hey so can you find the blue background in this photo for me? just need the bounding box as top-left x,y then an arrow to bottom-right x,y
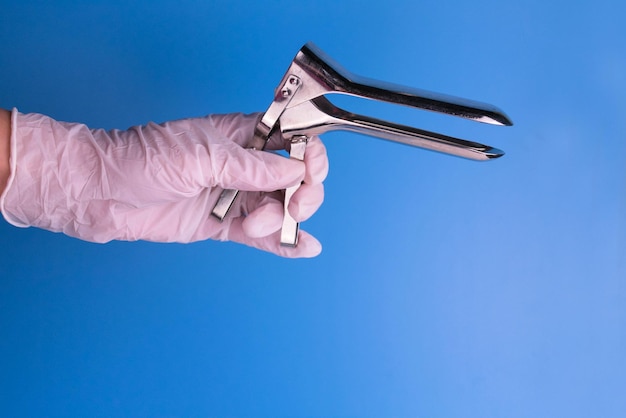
1,1 -> 625,417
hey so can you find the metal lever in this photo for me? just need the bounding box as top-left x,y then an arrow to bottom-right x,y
280,136 -> 308,247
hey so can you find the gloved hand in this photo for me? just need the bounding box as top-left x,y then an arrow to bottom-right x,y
0,109 -> 328,258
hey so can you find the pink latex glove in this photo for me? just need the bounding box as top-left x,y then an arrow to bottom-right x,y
0,109 -> 328,258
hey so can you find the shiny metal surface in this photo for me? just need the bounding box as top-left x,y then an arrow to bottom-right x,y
279,97 -> 505,160
211,42 -> 513,244
211,188 -> 239,221
280,136 -> 308,247
290,43 -> 513,127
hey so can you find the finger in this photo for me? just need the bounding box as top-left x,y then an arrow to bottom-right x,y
288,183 -> 324,222
203,112 -> 263,147
211,141 -> 305,191
242,197 -> 284,238
261,134 -> 328,185
227,218 -> 323,258
302,136 -> 329,185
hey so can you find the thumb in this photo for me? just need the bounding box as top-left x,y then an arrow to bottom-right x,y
210,141 -> 304,191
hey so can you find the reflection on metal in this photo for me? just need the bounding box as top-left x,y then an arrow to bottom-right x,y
280,136 -> 308,247
212,42 -> 513,246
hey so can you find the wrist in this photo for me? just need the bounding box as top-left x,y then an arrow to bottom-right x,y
0,108 -> 11,197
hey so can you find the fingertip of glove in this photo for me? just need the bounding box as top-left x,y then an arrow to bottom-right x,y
274,230 -> 322,258
230,220 -> 322,258
293,232 -> 323,258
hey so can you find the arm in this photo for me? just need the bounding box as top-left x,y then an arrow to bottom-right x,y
0,109 -> 10,197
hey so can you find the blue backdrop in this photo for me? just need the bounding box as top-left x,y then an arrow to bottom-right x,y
1,1 -> 625,417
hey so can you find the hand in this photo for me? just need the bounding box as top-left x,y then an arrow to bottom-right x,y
0,110 -> 328,258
